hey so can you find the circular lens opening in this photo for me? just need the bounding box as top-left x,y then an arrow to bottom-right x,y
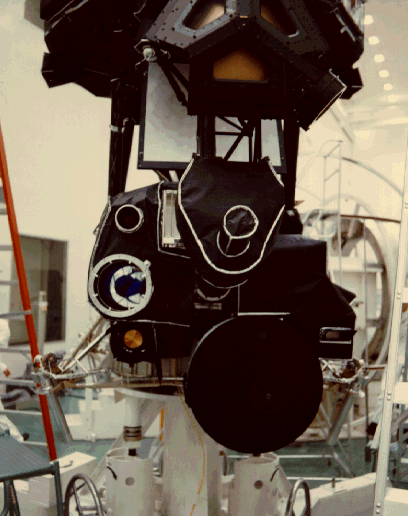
124,329 -> 143,349
115,205 -> 144,234
98,261 -> 147,310
89,255 -> 153,319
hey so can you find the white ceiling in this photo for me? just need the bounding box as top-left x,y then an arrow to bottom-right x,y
343,0 -> 408,129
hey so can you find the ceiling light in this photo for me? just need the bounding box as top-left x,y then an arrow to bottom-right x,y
374,54 -> 385,63
375,117 -> 408,127
378,93 -> 408,104
364,15 -> 374,25
383,83 -> 393,91
379,70 -> 389,78
368,36 -> 380,45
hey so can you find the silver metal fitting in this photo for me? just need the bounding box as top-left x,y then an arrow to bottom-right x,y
143,46 -> 156,62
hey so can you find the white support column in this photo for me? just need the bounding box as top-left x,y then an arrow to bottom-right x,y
161,397 -> 222,516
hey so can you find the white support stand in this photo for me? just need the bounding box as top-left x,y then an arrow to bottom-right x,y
228,454 -> 291,516
161,396 -> 222,516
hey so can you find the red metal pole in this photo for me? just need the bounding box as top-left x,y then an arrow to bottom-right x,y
0,122 -> 57,461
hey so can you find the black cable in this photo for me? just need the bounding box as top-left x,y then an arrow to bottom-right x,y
165,59 -> 189,90
157,56 -> 188,107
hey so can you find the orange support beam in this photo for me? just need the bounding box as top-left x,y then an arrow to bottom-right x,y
0,122 -> 57,461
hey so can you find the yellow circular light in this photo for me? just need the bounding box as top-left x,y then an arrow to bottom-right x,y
124,330 -> 143,349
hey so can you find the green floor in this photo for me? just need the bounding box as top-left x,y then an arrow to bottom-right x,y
5,391 -> 379,489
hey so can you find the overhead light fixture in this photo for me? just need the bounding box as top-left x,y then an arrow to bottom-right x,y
383,83 -> 393,91
364,15 -> 374,25
378,93 -> 408,104
368,36 -> 380,45
375,117 -> 408,127
374,54 -> 385,63
379,70 -> 389,78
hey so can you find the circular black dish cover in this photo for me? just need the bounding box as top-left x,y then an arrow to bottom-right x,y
187,315 -> 323,453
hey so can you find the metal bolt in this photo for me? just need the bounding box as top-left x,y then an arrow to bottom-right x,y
376,503 -> 381,507
143,46 -> 156,62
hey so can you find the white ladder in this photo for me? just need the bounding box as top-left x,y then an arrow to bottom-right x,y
373,144 -> 408,516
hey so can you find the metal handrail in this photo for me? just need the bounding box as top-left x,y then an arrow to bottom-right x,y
285,478 -> 311,516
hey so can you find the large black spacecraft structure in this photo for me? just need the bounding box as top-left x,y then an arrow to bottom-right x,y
40,0 -> 365,453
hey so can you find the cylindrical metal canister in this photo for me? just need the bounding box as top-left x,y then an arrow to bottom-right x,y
106,449 -> 155,516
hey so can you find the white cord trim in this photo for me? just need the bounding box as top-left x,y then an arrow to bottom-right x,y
216,231 -> 250,258
88,254 -> 153,319
267,161 -> 285,187
190,312 -> 280,364
196,287 -> 231,302
223,205 -> 259,239
190,318 -> 233,364
178,159 -> 285,275
129,320 -> 191,327
115,205 -> 144,234
89,199 -> 112,269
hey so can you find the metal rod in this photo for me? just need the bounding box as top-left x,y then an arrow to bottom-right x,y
0,410 -> 43,417
214,132 -> 240,136
337,142 -> 343,287
0,379 -> 35,386
46,389 -> 73,443
67,380 -> 182,389
218,117 -> 243,131
287,477 -> 347,482
298,153 -> 403,197
0,122 -> 57,461
361,219 -> 368,363
224,120 -> 255,161
61,330 -> 110,373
